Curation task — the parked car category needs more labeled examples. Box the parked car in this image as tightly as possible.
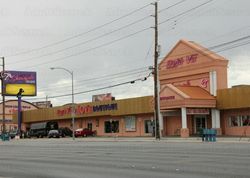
[75,128,96,137]
[48,130,60,138]
[9,130,18,139]
[58,127,73,137]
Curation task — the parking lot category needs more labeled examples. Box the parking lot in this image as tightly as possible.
[0,138,249,178]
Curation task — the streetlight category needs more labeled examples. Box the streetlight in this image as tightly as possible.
[50,67,75,140]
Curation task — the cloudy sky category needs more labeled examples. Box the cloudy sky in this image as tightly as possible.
[0,0,249,106]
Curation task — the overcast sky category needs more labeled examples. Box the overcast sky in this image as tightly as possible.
[0,0,249,106]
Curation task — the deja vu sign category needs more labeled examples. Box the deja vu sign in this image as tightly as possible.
[1,71,37,96]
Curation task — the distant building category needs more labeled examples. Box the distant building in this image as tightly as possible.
[0,100,38,132]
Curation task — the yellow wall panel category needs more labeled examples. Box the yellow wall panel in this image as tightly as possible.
[21,96,154,123]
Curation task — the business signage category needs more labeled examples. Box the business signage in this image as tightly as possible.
[1,71,37,96]
[92,93,113,102]
[187,108,209,115]
[166,54,198,69]
[57,103,118,117]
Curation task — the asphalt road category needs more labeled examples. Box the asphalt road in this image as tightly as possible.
[0,138,249,178]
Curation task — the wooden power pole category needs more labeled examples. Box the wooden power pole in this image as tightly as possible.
[153,2,160,140]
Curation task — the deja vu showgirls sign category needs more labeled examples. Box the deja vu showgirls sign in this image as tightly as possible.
[1,71,37,96]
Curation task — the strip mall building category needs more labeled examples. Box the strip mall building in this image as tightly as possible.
[13,40,250,137]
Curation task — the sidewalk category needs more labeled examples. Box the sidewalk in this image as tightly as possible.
[72,136,250,143]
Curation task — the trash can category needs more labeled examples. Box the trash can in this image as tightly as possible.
[207,129,212,142]
[1,133,10,141]
[211,129,217,142]
[202,129,209,142]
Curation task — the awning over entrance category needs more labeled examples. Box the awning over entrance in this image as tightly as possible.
[160,84,216,109]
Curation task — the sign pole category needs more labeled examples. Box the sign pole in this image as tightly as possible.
[1,57,6,134]
[17,95,22,135]
[17,88,24,137]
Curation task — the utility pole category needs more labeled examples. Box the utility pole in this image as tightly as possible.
[1,57,6,134]
[152,2,160,140]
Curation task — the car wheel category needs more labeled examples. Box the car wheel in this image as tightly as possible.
[83,134,87,137]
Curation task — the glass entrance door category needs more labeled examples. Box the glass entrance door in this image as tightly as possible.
[194,116,207,134]
[87,123,92,131]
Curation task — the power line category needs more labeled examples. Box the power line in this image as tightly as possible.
[6,3,152,58]
[159,0,213,25]
[8,16,152,65]
[39,67,150,91]
[9,1,189,65]
[22,27,151,69]
[47,72,151,95]
[201,25,250,44]
[158,0,187,13]
[215,40,250,53]
[10,1,209,69]
[26,73,152,101]
[209,36,250,50]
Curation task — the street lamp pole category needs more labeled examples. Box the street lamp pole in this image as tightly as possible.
[50,67,75,140]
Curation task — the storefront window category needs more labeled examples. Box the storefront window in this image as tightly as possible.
[104,121,119,133]
[124,116,136,131]
[242,116,250,126]
[144,120,154,134]
[228,115,250,127]
[229,116,240,127]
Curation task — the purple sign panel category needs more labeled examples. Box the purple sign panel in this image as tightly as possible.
[4,71,36,84]
[1,71,37,96]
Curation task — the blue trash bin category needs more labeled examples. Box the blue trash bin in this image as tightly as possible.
[1,133,10,141]
[208,129,213,142]
[211,129,217,142]
[203,129,209,142]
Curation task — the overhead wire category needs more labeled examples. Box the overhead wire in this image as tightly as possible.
[158,0,187,13]
[22,27,151,69]
[39,67,150,92]
[25,72,152,101]
[8,15,152,65]
[6,3,152,58]
[159,0,213,25]
[7,0,190,69]
[8,0,189,65]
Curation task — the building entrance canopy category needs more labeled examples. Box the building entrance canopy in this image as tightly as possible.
[159,84,216,110]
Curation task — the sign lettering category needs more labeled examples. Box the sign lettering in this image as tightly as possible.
[187,108,209,115]
[160,96,175,101]
[57,103,118,116]
[166,54,198,69]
